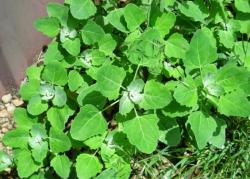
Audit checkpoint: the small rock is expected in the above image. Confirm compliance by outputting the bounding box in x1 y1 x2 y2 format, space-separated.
12 98 24 107
0 104 5 110
7 124 13 130
2 127 8 133
1 123 10 129
0 110 9 118
0 118 9 124
1 94 12 104
6 104 15 114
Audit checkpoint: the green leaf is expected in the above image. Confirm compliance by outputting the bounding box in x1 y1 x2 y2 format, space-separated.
187 111 217 149
31 142 48 163
165 33 189 59
29 172 46 179
42 61 68 86
216 65 250 93
183 27 217 71
234 41 250 68
161 0 175 8
106 9 129 33
83 133 106 150
14 108 38 130
68 70 84 91
28 125 48 161
65 0 72 4
154 12 176 37
235 0 250 13
60 27 77 42
26 65 43 80
47 107 69 131
70 0 96 20
124 30 141 44
163 64 185 79
96 169 117 179
88 50 108 66
139 80 172 110
76 154 102 179
14 149 41 178
218 90 250 117
127 29 163 68
70 105 107 141
27 96 48 116
30 124 47 139
49 128 71 153
235 12 250 34
209 118 227 149
210 0 228 24
52 86 67 107
3 129 29 148
203 73 224 97
96 64 126 100
47 3 69 26
51 155 72 179
98 34 117 55
158 117 181 146
40 83 55 101
77 84 106 109
81 20 105 45
19 79 40 101
44 42 64 64
178 1 209 22
123 114 159 154
78 50 98 69
100 144 131 178
119 92 134 115
218 30 235 49
34 17 60 37
127 79 145 97
124 3 146 31
62 38 81 56
162 100 193 118
173 77 198 108
0 151 12 172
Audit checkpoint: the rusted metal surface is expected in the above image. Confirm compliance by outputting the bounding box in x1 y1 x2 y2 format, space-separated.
0 0 63 96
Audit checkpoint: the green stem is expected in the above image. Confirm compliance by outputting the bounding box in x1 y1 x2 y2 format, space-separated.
133 65 141 80
102 99 120 112
134 108 139 117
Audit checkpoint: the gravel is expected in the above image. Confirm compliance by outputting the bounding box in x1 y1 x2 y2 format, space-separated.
1 94 12 104
0 93 21 153
0 109 9 118
11 99 24 107
0 93 21 176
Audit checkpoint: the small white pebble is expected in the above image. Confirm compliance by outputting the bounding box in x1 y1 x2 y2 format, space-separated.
1 123 9 128
0 104 5 110
1 127 8 133
0 109 9 118
6 103 15 114
12 98 24 107
0 117 9 124
1 94 12 104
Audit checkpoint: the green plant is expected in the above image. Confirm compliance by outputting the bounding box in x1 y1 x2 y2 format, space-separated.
1 0 250 178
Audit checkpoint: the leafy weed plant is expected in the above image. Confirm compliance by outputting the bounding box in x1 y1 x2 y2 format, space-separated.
0 0 250 178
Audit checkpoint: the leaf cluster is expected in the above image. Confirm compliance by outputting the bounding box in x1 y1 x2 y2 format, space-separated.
1 0 250 178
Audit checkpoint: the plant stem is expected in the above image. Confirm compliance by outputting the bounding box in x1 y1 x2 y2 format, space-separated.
133 65 141 80
102 99 120 112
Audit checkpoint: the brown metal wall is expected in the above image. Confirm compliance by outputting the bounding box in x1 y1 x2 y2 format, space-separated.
0 0 63 96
